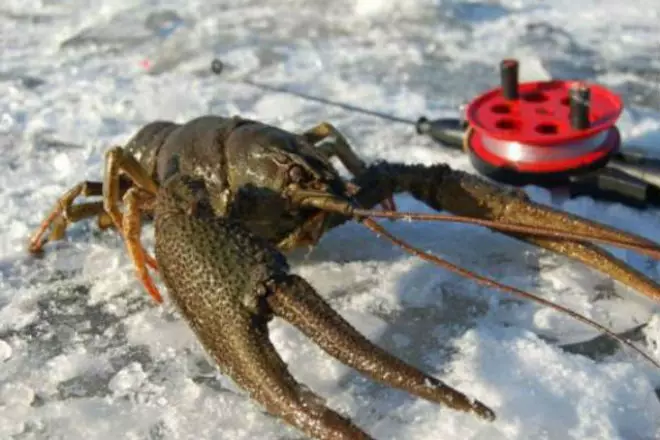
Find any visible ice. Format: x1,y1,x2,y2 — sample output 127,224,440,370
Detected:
108,362,148,396
0,340,12,362
0,381,34,407
2,0,660,439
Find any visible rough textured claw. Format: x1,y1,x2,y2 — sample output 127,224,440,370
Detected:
151,176,494,439
214,314,374,440
152,182,374,439
344,163,660,303
267,274,495,421
433,168,660,302
35,115,660,439
494,209,660,302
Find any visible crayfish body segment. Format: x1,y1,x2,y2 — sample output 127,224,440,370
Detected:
27,114,660,439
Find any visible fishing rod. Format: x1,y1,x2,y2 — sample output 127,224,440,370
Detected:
210,58,660,209
209,59,467,148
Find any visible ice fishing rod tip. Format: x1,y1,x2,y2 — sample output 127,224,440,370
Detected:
211,59,224,75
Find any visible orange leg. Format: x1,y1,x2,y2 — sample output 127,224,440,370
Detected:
102,146,160,272
122,187,162,303
29,182,104,253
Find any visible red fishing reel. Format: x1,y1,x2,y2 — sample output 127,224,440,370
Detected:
464,59,624,185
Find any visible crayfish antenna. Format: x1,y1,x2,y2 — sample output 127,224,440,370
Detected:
351,208,660,260
295,192,660,258
360,218,660,370
294,188,660,305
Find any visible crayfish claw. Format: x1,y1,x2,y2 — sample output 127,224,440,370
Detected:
385,163,660,303
221,315,375,440
266,274,496,421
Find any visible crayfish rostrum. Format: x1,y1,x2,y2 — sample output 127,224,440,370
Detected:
28,115,660,440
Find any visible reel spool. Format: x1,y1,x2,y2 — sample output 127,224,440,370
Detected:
464,59,624,186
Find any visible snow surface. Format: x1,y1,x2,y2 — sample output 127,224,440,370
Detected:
2,0,660,439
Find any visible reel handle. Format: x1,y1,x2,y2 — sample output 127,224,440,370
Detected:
608,149,660,189
568,167,660,208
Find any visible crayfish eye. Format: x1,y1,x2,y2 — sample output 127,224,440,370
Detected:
288,165,304,183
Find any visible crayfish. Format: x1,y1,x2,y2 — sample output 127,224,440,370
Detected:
28,115,660,439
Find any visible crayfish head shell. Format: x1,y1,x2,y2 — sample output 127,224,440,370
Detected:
224,123,350,202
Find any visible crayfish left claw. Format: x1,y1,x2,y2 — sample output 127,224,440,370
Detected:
416,166,660,302
349,163,660,304
491,195,660,301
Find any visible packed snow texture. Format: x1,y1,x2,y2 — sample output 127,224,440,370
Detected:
2,0,660,439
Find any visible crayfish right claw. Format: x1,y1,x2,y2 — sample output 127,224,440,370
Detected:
266,274,496,421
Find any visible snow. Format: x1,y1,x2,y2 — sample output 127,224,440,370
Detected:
2,0,660,439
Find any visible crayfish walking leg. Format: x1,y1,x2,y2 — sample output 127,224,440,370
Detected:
28,181,116,253
101,146,163,301
27,120,178,255
301,121,396,211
